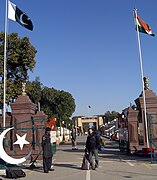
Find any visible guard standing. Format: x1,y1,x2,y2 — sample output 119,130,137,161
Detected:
42,127,54,173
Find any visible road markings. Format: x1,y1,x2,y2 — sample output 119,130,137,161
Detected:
126,161,134,167
142,163,151,169
86,170,90,180
150,163,157,167
99,160,115,163
0,170,5,175
27,170,33,175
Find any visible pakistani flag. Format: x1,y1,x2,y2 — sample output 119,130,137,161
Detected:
134,9,154,36
8,1,33,31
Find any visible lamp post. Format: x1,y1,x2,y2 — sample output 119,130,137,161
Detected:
68,123,71,140
62,121,65,141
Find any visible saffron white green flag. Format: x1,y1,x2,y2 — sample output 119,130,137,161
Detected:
134,9,154,36
8,0,33,31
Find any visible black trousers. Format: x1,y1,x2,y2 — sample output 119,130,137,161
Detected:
43,157,52,172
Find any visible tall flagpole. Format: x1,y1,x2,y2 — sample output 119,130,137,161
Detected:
3,0,8,128
135,9,149,148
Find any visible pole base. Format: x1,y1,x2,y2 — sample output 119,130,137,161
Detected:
142,147,154,154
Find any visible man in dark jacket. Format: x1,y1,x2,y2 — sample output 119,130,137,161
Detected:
42,127,54,173
86,127,100,170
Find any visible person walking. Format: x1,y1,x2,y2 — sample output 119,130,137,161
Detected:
42,127,54,173
86,127,100,170
71,126,78,150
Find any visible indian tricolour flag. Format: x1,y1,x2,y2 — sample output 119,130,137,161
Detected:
134,9,155,37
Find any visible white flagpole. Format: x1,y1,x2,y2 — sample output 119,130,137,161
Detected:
135,9,149,148
3,0,9,127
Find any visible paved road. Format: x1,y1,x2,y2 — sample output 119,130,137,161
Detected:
1,135,157,180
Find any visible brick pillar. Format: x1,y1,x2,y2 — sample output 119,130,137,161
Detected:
32,111,47,159
135,89,157,149
10,95,36,157
127,107,139,153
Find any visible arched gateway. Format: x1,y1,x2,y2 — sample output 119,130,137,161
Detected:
73,116,104,134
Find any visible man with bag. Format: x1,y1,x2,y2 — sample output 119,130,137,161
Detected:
86,127,100,170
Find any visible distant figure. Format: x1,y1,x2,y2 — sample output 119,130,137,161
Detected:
71,126,78,150
110,134,113,141
42,127,54,173
86,127,100,170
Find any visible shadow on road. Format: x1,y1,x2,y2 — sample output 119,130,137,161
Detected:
62,149,85,153
98,169,157,179
58,137,152,163
54,163,81,170
99,147,151,162
59,141,86,146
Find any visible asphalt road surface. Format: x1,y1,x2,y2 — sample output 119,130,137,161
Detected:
1,135,157,180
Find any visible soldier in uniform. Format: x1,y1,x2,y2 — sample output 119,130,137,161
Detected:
42,127,54,173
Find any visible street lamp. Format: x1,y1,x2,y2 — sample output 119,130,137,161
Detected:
68,123,71,140
62,121,65,141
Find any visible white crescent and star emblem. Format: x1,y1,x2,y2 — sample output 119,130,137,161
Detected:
14,133,30,150
0,127,32,165
19,13,29,26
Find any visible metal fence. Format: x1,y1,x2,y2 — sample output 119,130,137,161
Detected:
148,113,157,163
0,117,46,169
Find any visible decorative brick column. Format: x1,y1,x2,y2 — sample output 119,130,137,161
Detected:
0,83,48,161
127,107,139,153
32,111,47,159
9,94,36,157
135,89,157,149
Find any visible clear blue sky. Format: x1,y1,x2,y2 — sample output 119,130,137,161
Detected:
1,0,157,117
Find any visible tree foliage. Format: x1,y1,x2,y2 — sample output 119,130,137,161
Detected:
0,32,37,103
26,77,42,105
40,87,57,117
40,87,76,126
105,111,118,122
53,90,76,126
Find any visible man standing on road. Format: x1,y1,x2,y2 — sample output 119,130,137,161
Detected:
86,127,100,170
42,127,54,173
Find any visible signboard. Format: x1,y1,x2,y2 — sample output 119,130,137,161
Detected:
50,131,56,143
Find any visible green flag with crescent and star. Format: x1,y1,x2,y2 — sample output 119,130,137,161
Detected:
8,0,33,31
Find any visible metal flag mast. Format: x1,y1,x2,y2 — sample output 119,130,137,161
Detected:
3,0,9,128
134,9,149,148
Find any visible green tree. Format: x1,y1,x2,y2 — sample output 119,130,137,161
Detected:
40,88,76,128
53,90,75,133
0,32,37,103
105,111,118,122
40,87,57,117
26,77,42,105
